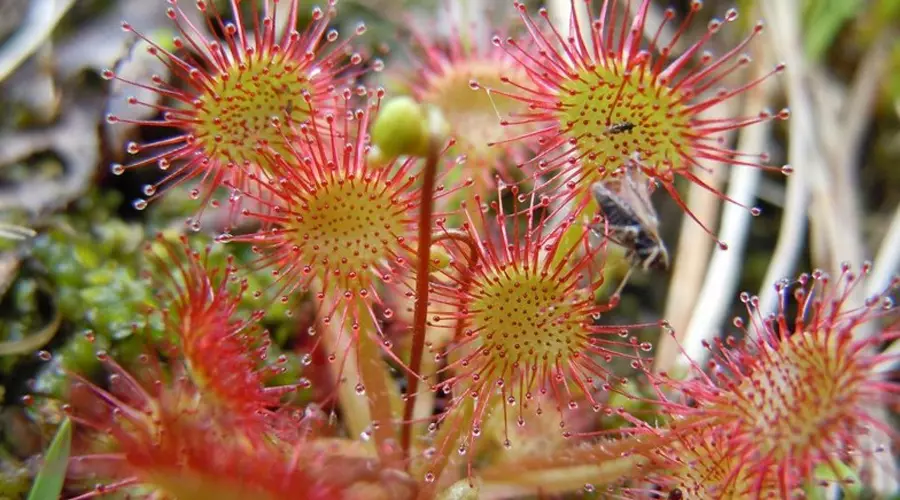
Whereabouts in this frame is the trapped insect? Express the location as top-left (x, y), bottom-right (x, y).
top-left (605, 121), bottom-right (636, 135)
top-left (589, 164), bottom-right (669, 295)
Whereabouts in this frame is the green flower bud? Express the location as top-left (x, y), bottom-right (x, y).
top-left (371, 96), bottom-right (430, 158)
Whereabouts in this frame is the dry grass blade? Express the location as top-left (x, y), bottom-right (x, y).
top-left (0, 0), bottom-right (75, 82)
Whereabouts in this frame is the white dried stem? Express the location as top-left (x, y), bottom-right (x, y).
top-left (0, 0), bottom-right (75, 82)
top-left (756, 0), bottom-right (825, 316)
top-left (676, 56), bottom-right (776, 371)
top-left (679, 112), bottom-right (771, 369)
top-left (870, 202), bottom-right (900, 376)
top-left (548, 0), bottom-right (591, 53)
top-left (868, 202), bottom-right (900, 297)
top-left (653, 146), bottom-right (727, 374)
top-left (755, 165), bottom-right (810, 318)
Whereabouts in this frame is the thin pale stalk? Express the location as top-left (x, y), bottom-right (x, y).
top-left (760, 0), bottom-right (855, 281)
top-left (548, 0), bottom-right (591, 54)
top-left (314, 295), bottom-right (373, 451)
top-left (867, 201), bottom-right (900, 297)
top-left (476, 427), bottom-right (696, 498)
top-left (653, 137), bottom-right (732, 372)
top-left (677, 51), bottom-right (775, 370)
top-left (354, 297), bottom-right (405, 469)
top-left (755, 0), bottom-right (820, 321)
top-left (0, 0), bottom-right (75, 82)
top-left (480, 456), bottom-right (647, 498)
top-left (312, 282), bottom-right (401, 460)
top-left (414, 398), bottom-right (479, 500)
top-left (416, 322), bottom-right (494, 498)
top-left (754, 150), bottom-right (809, 321)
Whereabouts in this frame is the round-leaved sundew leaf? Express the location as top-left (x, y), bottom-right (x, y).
top-left (104, 0), bottom-right (367, 226)
top-left (490, 0), bottom-right (789, 232)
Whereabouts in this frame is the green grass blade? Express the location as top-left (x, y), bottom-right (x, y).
top-left (27, 418), bottom-right (72, 500)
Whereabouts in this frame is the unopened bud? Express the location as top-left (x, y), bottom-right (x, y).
top-left (371, 96), bottom-right (429, 158)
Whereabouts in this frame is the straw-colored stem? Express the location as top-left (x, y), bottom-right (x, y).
top-left (677, 53), bottom-right (776, 370)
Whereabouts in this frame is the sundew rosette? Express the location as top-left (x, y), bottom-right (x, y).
top-left (228, 98), bottom-right (462, 366)
top-left (57, 238), bottom-right (327, 498)
top-left (104, 0), bottom-right (367, 223)
top-left (647, 266), bottom-right (900, 497)
top-left (419, 192), bottom-right (652, 485)
top-left (62, 348), bottom-right (338, 500)
top-left (143, 234), bottom-right (303, 434)
top-left (616, 423), bottom-right (786, 499)
top-left (488, 0), bottom-right (787, 222)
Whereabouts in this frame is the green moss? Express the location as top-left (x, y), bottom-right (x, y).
top-left (31, 197), bottom-right (151, 344)
top-left (0, 450), bottom-right (29, 499)
top-left (17, 187), bottom-right (304, 397)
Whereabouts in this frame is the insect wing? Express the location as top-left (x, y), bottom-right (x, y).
top-left (620, 169), bottom-right (670, 269)
top-left (616, 168), bottom-right (660, 233)
top-left (590, 182), bottom-right (641, 230)
top-left (590, 174), bottom-right (669, 271)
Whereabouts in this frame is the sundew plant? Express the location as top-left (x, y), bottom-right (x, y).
top-left (7, 0), bottom-right (900, 499)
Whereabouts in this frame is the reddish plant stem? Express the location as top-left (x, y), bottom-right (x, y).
top-left (401, 138), bottom-right (440, 459)
top-left (432, 229), bottom-right (479, 343)
top-left (431, 229), bottom-right (478, 269)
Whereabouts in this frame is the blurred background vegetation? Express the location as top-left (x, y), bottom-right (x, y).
top-left (0, 0), bottom-right (898, 497)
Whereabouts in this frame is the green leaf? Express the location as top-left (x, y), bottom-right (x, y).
top-left (804, 0), bottom-right (864, 62)
top-left (28, 418), bottom-right (72, 500)
top-left (805, 460), bottom-right (862, 500)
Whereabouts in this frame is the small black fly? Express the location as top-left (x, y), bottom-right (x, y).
top-left (604, 121), bottom-right (636, 135)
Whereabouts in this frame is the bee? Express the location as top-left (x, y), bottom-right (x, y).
top-left (667, 488), bottom-right (683, 500)
top-left (604, 121), bottom-right (636, 135)
top-left (589, 164), bottom-right (669, 296)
